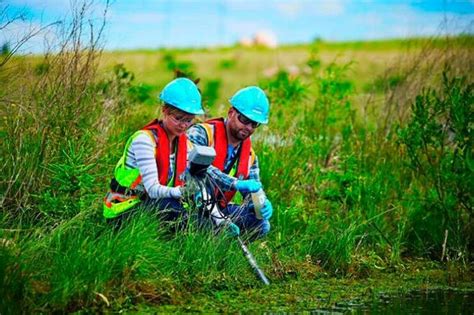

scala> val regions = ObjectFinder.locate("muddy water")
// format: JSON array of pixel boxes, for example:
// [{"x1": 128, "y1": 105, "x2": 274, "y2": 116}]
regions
[{"x1": 312, "y1": 289, "x2": 474, "y2": 314}]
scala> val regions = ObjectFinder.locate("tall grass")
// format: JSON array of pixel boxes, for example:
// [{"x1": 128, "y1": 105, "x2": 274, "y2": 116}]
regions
[
  {"x1": 0, "y1": 2, "x2": 110, "y2": 219},
  {"x1": 0, "y1": 3, "x2": 472, "y2": 310},
  {"x1": 255, "y1": 36, "x2": 472, "y2": 275}
]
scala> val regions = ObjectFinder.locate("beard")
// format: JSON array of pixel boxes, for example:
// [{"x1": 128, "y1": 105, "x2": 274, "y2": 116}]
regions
[{"x1": 230, "y1": 126, "x2": 251, "y2": 141}]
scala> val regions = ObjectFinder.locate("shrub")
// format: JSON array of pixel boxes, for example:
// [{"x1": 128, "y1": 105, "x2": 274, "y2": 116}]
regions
[{"x1": 398, "y1": 73, "x2": 473, "y2": 259}]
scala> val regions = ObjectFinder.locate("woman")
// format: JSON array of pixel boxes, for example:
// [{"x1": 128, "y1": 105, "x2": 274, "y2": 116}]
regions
[{"x1": 103, "y1": 77, "x2": 204, "y2": 228}]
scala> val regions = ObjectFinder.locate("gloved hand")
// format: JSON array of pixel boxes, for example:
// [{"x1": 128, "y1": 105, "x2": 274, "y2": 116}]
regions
[
  {"x1": 234, "y1": 179, "x2": 262, "y2": 193},
  {"x1": 260, "y1": 199, "x2": 273, "y2": 220},
  {"x1": 225, "y1": 222, "x2": 240, "y2": 237}
]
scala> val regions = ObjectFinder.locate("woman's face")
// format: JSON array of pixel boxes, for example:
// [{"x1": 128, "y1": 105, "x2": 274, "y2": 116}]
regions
[{"x1": 162, "y1": 107, "x2": 195, "y2": 137}]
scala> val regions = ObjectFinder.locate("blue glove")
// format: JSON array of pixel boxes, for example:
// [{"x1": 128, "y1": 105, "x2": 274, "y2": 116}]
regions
[
  {"x1": 234, "y1": 180, "x2": 262, "y2": 193},
  {"x1": 260, "y1": 199, "x2": 273, "y2": 220},
  {"x1": 225, "y1": 222, "x2": 240, "y2": 237}
]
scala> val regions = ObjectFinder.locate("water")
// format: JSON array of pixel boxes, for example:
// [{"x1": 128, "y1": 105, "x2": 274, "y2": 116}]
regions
[{"x1": 312, "y1": 289, "x2": 474, "y2": 314}]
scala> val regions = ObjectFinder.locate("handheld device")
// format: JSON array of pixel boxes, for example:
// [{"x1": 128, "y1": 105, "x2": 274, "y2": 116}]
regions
[{"x1": 188, "y1": 145, "x2": 216, "y2": 176}]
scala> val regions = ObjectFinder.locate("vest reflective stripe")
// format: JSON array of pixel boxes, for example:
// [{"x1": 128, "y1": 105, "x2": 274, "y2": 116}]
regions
[
  {"x1": 103, "y1": 121, "x2": 187, "y2": 219},
  {"x1": 114, "y1": 131, "x2": 147, "y2": 188},
  {"x1": 142, "y1": 119, "x2": 187, "y2": 187},
  {"x1": 205, "y1": 118, "x2": 252, "y2": 207},
  {"x1": 201, "y1": 123, "x2": 214, "y2": 147},
  {"x1": 103, "y1": 193, "x2": 141, "y2": 219}
]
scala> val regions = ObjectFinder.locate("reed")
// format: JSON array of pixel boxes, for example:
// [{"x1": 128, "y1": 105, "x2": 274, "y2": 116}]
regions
[{"x1": 0, "y1": 3, "x2": 472, "y2": 310}]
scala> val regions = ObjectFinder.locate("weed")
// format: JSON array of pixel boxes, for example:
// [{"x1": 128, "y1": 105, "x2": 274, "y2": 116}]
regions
[
  {"x1": 0, "y1": 3, "x2": 472, "y2": 310},
  {"x1": 219, "y1": 58, "x2": 237, "y2": 70},
  {"x1": 398, "y1": 73, "x2": 473, "y2": 259},
  {"x1": 202, "y1": 79, "x2": 221, "y2": 110},
  {"x1": 162, "y1": 52, "x2": 195, "y2": 78}
]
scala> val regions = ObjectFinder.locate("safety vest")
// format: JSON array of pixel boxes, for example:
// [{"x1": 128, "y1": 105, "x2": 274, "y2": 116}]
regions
[
  {"x1": 142, "y1": 119, "x2": 187, "y2": 187},
  {"x1": 103, "y1": 120, "x2": 187, "y2": 218},
  {"x1": 202, "y1": 118, "x2": 255, "y2": 208}
]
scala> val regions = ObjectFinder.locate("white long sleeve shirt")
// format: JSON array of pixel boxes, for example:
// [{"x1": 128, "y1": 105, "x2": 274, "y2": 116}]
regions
[{"x1": 125, "y1": 131, "x2": 181, "y2": 199}]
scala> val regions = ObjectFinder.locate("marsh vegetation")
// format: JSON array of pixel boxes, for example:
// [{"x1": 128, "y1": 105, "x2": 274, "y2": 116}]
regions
[{"x1": 0, "y1": 4, "x2": 472, "y2": 312}]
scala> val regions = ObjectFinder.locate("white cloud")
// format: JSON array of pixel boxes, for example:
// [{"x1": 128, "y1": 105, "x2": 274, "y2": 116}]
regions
[
  {"x1": 359, "y1": 4, "x2": 474, "y2": 39},
  {"x1": 227, "y1": 19, "x2": 267, "y2": 36},
  {"x1": 224, "y1": 0, "x2": 268, "y2": 11},
  {"x1": 286, "y1": 1, "x2": 346, "y2": 18},
  {"x1": 8, "y1": 0, "x2": 70, "y2": 7},
  {"x1": 7, "y1": 0, "x2": 107, "y2": 13},
  {"x1": 1, "y1": 20, "x2": 43, "y2": 42},
  {"x1": 0, "y1": 19, "x2": 60, "y2": 54},
  {"x1": 276, "y1": 2, "x2": 303, "y2": 19},
  {"x1": 354, "y1": 12, "x2": 383, "y2": 26},
  {"x1": 109, "y1": 12, "x2": 165, "y2": 24},
  {"x1": 316, "y1": 0, "x2": 345, "y2": 16}
]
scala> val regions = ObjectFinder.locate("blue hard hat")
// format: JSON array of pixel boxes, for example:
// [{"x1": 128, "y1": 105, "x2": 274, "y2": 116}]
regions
[
  {"x1": 229, "y1": 86, "x2": 270, "y2": 124},
  {"x1": 159, "y1": 78, "x2": 204, "y2": 115}
]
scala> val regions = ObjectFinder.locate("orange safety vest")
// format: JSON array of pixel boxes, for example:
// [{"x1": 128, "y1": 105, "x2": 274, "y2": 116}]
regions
[
  {"x1": 142, "y1": 119, "x2": 187, "y2": 187},
  {"x1": 103, "y1": 120, "x2": 188, "y2": 218},
  {"x1": 205, "y1": 118, "x2": 252, "y2": 207}
]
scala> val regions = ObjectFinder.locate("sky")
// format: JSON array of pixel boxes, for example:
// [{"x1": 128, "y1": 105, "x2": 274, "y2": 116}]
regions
[{"x1": 2, "y1": 0, "x2": 474, "y2": 52}]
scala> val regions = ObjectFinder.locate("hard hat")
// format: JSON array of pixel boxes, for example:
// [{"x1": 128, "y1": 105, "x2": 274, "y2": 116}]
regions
[
  {"x1": 159, "y1": 78, "x2": 204, "y2": 115},
  {"x1": 229, "y1": 86, "x2": 269, "y2": 124}
]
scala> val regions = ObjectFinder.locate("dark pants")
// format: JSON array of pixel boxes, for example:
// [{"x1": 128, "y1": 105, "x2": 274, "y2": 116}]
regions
[
  {"x1": 107, "y1": 197, "x2": 188, "y2": 233},
  {"x1": 221, "y1": 203, "x2": 271, "y2": 241}
]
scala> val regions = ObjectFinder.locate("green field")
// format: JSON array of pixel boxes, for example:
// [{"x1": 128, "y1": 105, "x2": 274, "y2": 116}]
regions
[
  {"x1": 100, "y1": 39, "x2": 417, "y2": 104},
  {"x1": 1, "y1": 34, "x2": 473, "y2": 312}
]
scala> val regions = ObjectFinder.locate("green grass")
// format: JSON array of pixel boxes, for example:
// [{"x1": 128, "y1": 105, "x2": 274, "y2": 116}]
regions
[{"x1": 1, "y1": 35, "x2": 473, "y2": 312}]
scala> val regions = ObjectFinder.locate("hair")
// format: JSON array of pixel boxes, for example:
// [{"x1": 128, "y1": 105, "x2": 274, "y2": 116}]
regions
[
  {"x1": 163, "y1": 103, "x2": 194, "y2": 117},
  {"x1": 174, "y1": 69, "x2": 200, "y2": 85}
]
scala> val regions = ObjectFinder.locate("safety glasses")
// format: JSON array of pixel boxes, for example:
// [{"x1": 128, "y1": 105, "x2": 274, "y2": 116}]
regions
[
  {"x1": 236, "y1": 111, "x2": 261, "y2": 128},
  {"x1": 169, "y1": 114, "x2": 194, "y2": 126}
]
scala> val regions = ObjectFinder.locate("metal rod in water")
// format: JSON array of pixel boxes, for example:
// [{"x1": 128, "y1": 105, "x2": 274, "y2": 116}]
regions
[{"x1": 238, "y1": 237, "x2": 270, "y2": 285}]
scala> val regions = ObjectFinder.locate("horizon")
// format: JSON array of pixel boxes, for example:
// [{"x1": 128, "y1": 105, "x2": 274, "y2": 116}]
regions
[
  {"x1": 2, "y1": 0, "x2": 474, "y2": 53},
  {"x1": 100, "y1": 35, "x2": 472, "y2": 53}
]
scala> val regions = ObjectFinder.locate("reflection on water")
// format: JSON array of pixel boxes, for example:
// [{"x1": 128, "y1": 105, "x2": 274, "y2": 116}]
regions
[{"x1": 311, "y1": 290, "x2": 474, "y2": 314}]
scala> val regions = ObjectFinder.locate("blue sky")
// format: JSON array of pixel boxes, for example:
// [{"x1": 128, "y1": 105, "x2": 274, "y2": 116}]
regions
[{"x1": 3, "y1": 0, "x2": 474, "y2": 52}]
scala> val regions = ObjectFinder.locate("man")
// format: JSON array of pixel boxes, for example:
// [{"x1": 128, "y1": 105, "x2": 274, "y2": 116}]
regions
[{"x1": 187, "y1": 86, "x2": 273, "y2": 239}]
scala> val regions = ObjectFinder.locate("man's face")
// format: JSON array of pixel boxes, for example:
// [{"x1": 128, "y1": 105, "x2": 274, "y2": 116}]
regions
[{"x1": 227, "y1": 108, "x2": 260, "y2": 141}]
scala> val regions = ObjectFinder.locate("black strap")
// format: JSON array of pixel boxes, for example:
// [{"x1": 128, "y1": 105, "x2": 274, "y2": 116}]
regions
[{"x1": 110, "y1": 178, "x2": 139, "y2": 196}]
